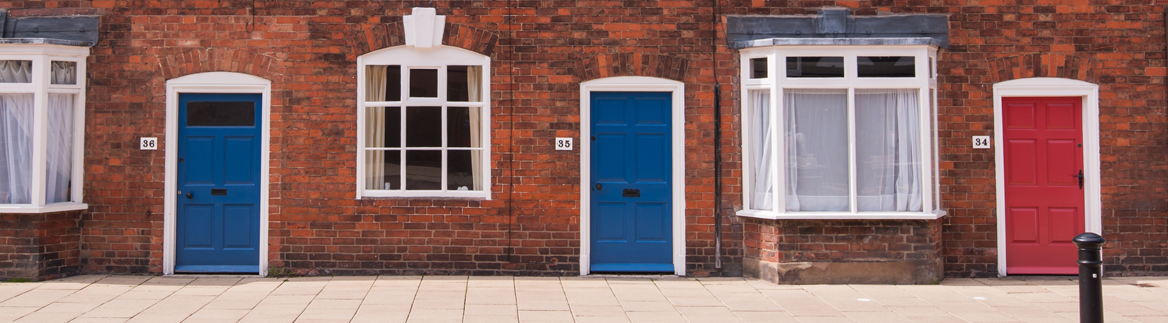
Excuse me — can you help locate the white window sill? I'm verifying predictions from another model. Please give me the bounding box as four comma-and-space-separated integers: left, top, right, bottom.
735, 209, 946, 220
0, 202, 89, 214
359, 191, 490, 200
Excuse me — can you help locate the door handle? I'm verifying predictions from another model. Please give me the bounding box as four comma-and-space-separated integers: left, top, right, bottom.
1073, 170, 1083, 189
595, 183, 602, 190
186, 192, 193, 199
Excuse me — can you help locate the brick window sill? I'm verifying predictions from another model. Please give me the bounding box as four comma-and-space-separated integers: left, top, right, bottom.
0, 202, 88, 214
736, 209, 946, 220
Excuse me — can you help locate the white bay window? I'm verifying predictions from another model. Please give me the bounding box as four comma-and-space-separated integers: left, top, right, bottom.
357, 45, 490, 199
739, 45, 942, 219
0, 43, 88, 212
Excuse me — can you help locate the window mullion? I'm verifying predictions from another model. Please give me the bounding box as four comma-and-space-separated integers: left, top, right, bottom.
772, 87, 784, 212
847, 88, 857, 213
30, 57, 49, 206
919, 87, 933, 212
71, 76, 86, 203
441, 104, 448, 192
399, 106, 407, 191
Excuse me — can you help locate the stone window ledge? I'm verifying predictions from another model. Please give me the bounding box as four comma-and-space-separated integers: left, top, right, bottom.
736, 209, 946, 220
0, 202, 88, 214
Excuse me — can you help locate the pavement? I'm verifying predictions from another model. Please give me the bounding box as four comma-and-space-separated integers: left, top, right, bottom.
1, 275, 1167, 323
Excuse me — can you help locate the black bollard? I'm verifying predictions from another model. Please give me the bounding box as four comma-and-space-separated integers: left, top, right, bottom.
1073, 232, 1106, 323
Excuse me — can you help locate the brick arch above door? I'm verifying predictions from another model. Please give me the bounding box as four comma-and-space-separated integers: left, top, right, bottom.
346, 22, 500, 58
577, 53, 689, 83
157, 48, 284, 82
987, 54, 1102, 84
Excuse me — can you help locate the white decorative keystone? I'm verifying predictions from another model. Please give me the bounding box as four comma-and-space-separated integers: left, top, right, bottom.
403, 7, 445, 48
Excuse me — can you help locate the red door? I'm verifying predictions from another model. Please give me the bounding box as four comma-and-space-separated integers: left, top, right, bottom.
1003, 97, 1084, 274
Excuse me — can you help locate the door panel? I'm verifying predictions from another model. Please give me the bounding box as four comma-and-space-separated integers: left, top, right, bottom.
1003, 97, 1084, 275
176, 93, 262, 273
590, 92, 673, 272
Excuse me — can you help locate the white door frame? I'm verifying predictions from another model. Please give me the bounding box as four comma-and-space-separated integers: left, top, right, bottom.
992, 77, 1101, 277
163, 72, 272, 276
579, 76, 686, 276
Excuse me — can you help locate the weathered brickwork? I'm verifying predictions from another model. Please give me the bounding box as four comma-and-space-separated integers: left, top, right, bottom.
0, 212, 82, 281
0, 0, 1163, 280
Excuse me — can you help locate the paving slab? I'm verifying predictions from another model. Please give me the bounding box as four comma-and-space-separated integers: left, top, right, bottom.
0, 275, 1166, 322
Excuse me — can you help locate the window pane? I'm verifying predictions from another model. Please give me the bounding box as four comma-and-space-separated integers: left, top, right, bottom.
784, 89, 848, 212
858, 56, 915, 78
749, 90, 773, 211
387, 66, 401, 101
0, 60, 32, 83
405, 107, 442, 147
187, 101, 255, 127
365, 107, 400, 148
786, 57, 843, 78
855, 89, 922, 212
405, 150, 442, 190
447, 66, 470, 101
365, 150, 402, 190
448, 150, 480, 190
0, 93, 33, 204
51, 61, 77, 85
47, 94, 75, 203
750, 58, 768, 79
409, 68, 438, 98
365, 65, 396, 101
447, 107, 481, 148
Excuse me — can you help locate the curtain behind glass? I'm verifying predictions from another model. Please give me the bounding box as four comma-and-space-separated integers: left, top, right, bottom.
365, 66, 387, 190
750, 91, 773, 210
47, 94, 74, 203
467, 66, 482, 190
0, 94, 34, 204
51, 61, 77, 85
784, 89, 848, 212
0, 60, 32, 83
855, 89, 922, 212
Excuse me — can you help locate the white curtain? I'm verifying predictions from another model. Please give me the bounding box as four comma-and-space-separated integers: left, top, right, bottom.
51, 61, 77, 85
784, 89, 849, 212
467, 66, 482, 190
856, 89, 922, 212
0, 94, 34, 204
365, 66, 387, 190
0, 60, 33, 83
46, 94, 74, 203
749, 91, 773, 210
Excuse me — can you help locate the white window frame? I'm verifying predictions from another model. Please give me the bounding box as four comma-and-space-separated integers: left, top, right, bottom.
737, 45, 944, 220
0, 43, 89, 213
356, 45, 491, 199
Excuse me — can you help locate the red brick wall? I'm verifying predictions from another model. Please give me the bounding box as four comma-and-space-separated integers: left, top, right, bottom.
0, 211, 82, 280
742, 218, 942, 264
0, 0, 1164, 278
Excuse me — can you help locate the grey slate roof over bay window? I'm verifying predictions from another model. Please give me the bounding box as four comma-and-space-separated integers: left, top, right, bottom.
726, 8, 949, 49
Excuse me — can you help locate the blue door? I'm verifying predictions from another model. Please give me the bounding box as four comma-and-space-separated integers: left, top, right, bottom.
590, 92, 673, 272
176, 93, 262, 273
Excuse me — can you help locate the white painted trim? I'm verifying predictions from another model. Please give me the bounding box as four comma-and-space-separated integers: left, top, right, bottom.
0, 202, 88, 214
164, 72, 271, 277
356, 45, 491, 199
735, 209, 945, 220
0, 43, 89, 211
579, 76, 686, 276
737, 45, 941, 217
992, 77, 1101, 277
